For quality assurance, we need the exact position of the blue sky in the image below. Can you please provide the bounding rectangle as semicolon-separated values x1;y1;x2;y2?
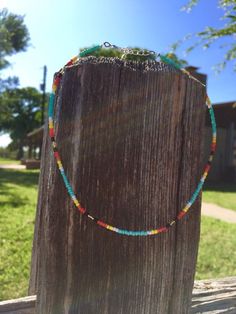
0;0;235;146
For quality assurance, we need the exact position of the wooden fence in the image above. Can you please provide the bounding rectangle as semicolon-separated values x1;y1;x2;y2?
1;277;236;313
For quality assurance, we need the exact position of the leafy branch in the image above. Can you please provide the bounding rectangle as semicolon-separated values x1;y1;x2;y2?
172;0;236;72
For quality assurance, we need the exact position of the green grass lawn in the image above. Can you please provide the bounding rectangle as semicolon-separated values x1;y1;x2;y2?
0;169;39;301
0;168;235;300
0;157;20;165
202;182;236;211
196;216;236;280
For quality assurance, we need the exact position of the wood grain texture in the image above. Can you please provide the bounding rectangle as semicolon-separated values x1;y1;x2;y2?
3;277;236;314
31;58;206;314
191;277;236;314
28;124;47;296
0;295;36;314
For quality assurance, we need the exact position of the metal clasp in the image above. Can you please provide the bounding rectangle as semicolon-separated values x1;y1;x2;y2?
103;42;119;49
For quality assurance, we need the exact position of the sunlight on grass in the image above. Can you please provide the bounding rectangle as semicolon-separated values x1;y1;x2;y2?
0;169;39;301
0;157;21;165
196;216;236;280
202;183;236;211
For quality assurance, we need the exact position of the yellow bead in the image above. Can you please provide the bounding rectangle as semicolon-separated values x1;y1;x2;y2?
107;225;114;231
151;230;158;235
183;206;189;212
57;160;62;168
206;96;211;108
74;200;80;207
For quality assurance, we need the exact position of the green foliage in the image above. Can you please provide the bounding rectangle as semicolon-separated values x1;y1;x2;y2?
0;149;18;161
0;169;39;300
0;87;42;159
0;76;19;93
173;0;236;71
0;8;30;71
0;7;42;158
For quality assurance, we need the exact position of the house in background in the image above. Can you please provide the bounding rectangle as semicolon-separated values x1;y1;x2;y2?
27;125;44;159
174;66;236;183
204;101;236;183
23;125;44;169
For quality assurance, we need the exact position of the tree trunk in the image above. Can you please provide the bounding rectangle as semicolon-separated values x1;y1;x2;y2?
16;140;24;160
28;143;32;159
30;58;206;314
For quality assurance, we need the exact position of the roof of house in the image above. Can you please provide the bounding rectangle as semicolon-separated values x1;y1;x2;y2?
27;125;44;144
206;101;236;128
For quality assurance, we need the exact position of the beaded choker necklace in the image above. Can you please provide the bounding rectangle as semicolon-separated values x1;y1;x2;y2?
48;42;216;236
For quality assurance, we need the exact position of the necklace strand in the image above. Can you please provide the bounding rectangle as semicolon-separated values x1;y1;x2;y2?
48;43;217;236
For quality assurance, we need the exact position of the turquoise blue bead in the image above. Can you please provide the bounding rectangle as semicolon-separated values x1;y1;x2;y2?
160;55;182;70
79;45;101;57
117;230;126;235
48;93;55;117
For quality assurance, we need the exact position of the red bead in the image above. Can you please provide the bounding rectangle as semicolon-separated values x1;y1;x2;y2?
204;164;211;173
177;211;186;220
78;207;86;214
66;60;73;66
211;143;216;151
54;77;61;86
54;151;59;159
97;220;107;228
158;227;168;233
49;128;54;137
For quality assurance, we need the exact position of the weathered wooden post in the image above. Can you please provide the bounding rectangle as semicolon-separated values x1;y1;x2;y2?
30;56;206;313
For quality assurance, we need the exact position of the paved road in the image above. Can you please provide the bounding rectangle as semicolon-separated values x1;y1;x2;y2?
0;164;26;169
201;202;236;223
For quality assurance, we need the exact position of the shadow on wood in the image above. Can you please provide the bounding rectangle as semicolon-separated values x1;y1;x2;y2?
191;277;236;314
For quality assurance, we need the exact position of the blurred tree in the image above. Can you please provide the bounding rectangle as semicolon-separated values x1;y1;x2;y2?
172;0;236;72
0;8;30;71
0;8;30;95
0;87;41;159
0;76;19;93
0;8;32;153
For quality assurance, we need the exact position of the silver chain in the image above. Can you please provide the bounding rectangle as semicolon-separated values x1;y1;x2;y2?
102;42;157;58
